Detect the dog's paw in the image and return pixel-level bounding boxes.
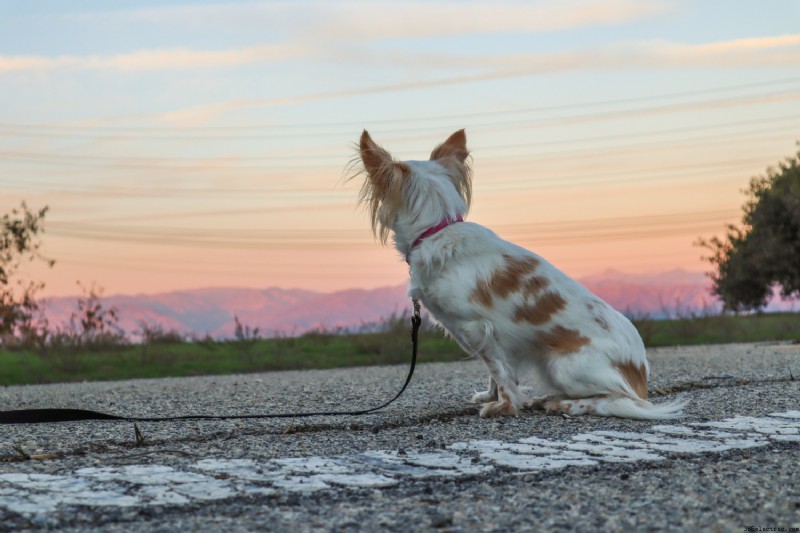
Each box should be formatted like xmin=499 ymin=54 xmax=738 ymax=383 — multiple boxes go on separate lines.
xmin=479 ymin=400 xmax=519 ymax=418
xmin=544 ymin=398 xmax=593 ymax=417
xmin=523 ymin=396 xmax=549 ymax=411
xmin=471 ymin=390 xmax=498 ymax=404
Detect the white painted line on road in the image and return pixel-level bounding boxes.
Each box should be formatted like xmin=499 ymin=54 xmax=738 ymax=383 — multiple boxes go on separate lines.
xmin=1 ymin=411 xmax=798 ymax=516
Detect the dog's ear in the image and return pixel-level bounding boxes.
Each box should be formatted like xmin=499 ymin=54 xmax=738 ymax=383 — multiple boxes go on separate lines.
xmin=430 ymin=129 xmax=472 ymax=211
xmin=360 ymin=130 xmax=396 ymax=178
xmin=358 ymin=130 xmax=408 ymax=243
xmin=430 ymin=129 xmax=469 ymax=163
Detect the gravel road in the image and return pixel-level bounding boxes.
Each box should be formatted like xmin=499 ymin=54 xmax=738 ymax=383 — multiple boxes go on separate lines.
xmin=2 ymin=341 xmax=799 ymax=532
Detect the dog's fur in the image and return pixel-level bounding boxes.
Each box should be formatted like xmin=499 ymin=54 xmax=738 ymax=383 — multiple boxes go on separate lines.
xmin=354 ymin=129 xmax=684 ymax=419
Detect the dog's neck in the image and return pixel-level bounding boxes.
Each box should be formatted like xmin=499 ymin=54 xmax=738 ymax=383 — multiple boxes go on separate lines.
xmin=404 ymin=216 xmax=463 ymax=263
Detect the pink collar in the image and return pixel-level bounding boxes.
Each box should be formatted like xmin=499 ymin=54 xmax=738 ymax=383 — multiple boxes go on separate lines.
xmin=405 ymin=215 xmax=463 ymax=263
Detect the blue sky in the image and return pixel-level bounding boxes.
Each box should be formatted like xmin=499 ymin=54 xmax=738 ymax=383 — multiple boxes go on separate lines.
xmin=1 ymin=0 xmax=799 ymax=296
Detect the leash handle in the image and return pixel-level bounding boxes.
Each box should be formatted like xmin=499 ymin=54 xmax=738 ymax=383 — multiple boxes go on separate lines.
xmin=0 ymin=300 xmax=422 ymax=425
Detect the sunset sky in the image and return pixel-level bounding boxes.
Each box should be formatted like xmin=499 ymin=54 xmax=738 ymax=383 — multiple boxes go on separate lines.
xmin=2 ymin=0 xmax=800 ymax=297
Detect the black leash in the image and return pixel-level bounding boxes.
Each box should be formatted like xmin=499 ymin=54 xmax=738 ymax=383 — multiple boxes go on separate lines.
xmin=0 ymin=301 xmax=422 ymax=425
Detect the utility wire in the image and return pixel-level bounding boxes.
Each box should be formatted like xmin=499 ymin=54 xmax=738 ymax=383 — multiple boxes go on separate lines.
xmin=0 ymin=155 xmax=776 ymax=199
xmin=2 ymin=74 xmax=800 ymax=134
xmin=44 ymin=208 xmax=737 ymax=250
xmin=2 ymin=121 xmax=797 ymax=169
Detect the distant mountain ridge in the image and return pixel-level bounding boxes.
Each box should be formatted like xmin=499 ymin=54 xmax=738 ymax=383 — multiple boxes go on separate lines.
xmin=43 ymin=285 xmax=410 ymax=338
xmin=41 ymin=269 xmax=797 ymax=339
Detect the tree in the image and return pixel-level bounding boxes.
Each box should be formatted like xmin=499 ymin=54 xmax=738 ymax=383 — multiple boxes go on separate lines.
xmin=0 ymin=202 xmax=55 ymax=347
xmin=698 ymin=144 xmax=800 ymax=312
xmin=69 ymin=281 xmax=125 ymax=346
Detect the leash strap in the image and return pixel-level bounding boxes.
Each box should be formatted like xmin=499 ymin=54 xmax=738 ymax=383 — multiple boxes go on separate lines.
xmin=0 ymin=301 xmax=422 ymax=425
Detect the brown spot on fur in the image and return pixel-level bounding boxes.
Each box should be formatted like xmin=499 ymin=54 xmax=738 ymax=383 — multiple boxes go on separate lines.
xmin=614 ymin=362 xmax=648 ymax=399
xmin=594 ymin=315 xmax=610 ymax=331
xmin=470 ymin=254 xmax=540 ymax=307
xmin=514 ymin=291 xmax=567 ymax=325
xmin=492 ymin=255 xmax=538 ymax=298
xmin=490 ymin=267 xmax=521 ymax=297
xmin=536 ymin=326 xmax=591 ymax=355
xmin=471 ymin=281 xmax=493 ymax=307
xmin=522 ymin=275 xmax=549 ymax=296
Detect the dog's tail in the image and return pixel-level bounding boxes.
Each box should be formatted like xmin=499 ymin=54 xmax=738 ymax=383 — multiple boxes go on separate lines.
xmin=591 ymin=396 xmax=686 ymax=420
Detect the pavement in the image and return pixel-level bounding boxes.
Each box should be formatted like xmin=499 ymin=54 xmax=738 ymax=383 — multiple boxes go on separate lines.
xmin=1 ymin=341 xmax=799 ymax=532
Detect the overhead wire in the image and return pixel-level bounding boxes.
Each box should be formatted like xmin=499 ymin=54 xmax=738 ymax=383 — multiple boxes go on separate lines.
xmin=44 ymin=208 xmax=738 ymax=251
xmin=3 ymin=77 xmax=793 ymax=281
xmin=2 ymin=116 xmax=799 ymax=169
xmin=2 ymin=74 xmax=800 ymax=135
xmin=51 ymin=246 xmax=705 ymax=280
xmin=2 ymin=87 xmax=799 ymax=144
xmin=0 ymin=154 xmax=776 ymax=200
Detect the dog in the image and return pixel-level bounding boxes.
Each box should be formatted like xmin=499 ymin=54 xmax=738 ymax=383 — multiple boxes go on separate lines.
xmin=353 ymin=129 xmax=684 ymax=419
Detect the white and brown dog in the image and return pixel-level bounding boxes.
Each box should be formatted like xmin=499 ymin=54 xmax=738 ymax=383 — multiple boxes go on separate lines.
xmin=354 ymin=129 xmax=684 ymax=419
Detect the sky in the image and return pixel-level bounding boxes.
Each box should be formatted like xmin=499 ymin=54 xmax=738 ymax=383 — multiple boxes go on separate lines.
xmin=1 ymin=0 xmax=799 ymax=298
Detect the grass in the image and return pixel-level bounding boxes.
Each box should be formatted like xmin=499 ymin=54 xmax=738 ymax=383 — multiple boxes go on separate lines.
xmin=1 ymin=312 xmax=798 ymax=387
xmin=0 ymin=322 xmax=466 ymax=387
xmin=630 ymin=311 xmax=800 ymax=347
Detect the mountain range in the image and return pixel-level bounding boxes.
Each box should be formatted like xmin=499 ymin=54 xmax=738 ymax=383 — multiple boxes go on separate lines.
xmin=41 ymin=269 xmax=797 ymax=339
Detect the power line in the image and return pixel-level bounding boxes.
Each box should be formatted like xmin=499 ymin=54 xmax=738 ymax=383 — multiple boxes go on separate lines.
xmin=480 ymin=114 xmax=800 ymax=152
xmin=483 ymin=133 xmax=797 ymax=168
xmin=501 ymin=155 xmax=771 ymax=179
xmin=3 ymin=113 xmax=795 ymax=174
xmin=0 ymin=154 xmax=770 ymax=200
xmin=3 ymin=74 xmax=800 ymax=134
xmin=497 ymin=209 xmax=738 ymax=232
xmin=44 ymin=208 xmax=738 ymax=250
xmin=2 ymin=120 xmax=797 ymax=170
xmin=51 ymin=247 xmax=704 ymax=280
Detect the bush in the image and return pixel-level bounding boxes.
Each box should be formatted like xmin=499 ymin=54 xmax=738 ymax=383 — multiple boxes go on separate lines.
xmin=137 ymin=321 xmax=186 ymax=344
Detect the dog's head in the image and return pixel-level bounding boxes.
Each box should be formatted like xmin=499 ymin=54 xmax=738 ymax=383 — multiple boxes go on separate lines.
xmin=354 ymin=129 xmax=472 ymax=252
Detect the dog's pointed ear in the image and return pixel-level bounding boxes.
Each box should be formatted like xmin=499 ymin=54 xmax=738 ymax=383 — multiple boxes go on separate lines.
xmin=360 ymin=130 xmax=395 ymax=178
xmin=357 ymin=130 xmax=408 ymax=244
xmin=430 ymin=129 xmax=469 ymax=163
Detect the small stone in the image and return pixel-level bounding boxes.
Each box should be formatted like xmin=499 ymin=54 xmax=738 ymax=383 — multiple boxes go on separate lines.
xmin=430 ymin=512 xmax=453 ymax=528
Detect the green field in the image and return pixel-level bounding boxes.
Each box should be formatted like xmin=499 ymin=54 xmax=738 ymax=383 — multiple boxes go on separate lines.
xmin=630 ymin=311 xmax=800 ymax=347
xmin=1 ymin=313 xmax=798 ymax=386
xmin=0 ymin=323 xmax=467 ymax=386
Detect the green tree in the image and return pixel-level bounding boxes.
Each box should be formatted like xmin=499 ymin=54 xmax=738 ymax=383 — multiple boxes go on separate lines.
xmin=0 ymin=202 xmax=55 ymax=347
xmin=698 ymin=144 xmax=800 ymax=312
